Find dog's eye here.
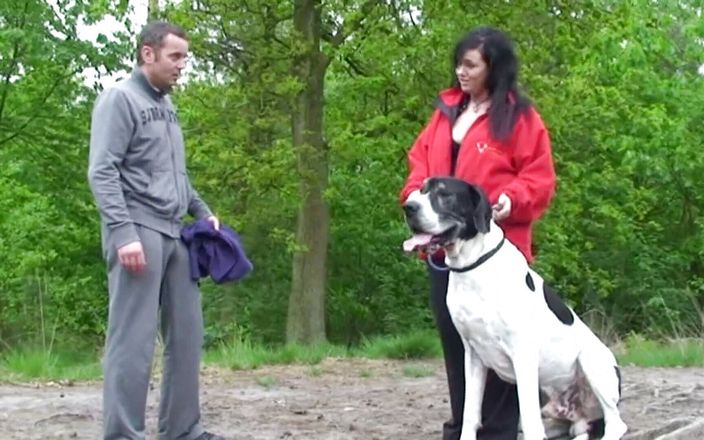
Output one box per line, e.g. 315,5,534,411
436,190,457,207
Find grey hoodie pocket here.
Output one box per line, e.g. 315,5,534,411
147,169,179,215
176,170,189,214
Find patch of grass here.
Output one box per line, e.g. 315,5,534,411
357,329,441,360
6,332,700,382
270,342,347,365
308,366,323,377
402,364,434,378
203,336,349,370
617,335,704,367
203,336,270,370
358,369,373,378
255,375,276,389
0,347,102,382
203,330,441,370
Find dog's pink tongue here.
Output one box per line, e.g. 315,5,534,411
403,233,433,252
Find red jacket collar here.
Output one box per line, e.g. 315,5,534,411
436,87,518,108
437,87,465,107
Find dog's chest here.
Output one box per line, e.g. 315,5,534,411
446,277,516,375
446,270,595,388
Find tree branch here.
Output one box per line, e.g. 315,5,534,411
342,54,367,76
0,0,30,127
326,0,378,48
0,69,77,147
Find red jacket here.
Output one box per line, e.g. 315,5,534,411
400,88,556,262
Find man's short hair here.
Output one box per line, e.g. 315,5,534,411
137,21,188,65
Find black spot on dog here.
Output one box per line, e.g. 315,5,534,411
543,284,574,325
588,418,605,439
525,272,535,291
615,365,622,399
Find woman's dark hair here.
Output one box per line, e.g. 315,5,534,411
452,27,530,141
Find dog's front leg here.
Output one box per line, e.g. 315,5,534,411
459,344,487,440
513,348,546,440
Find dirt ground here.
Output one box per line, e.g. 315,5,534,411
1,358,703,440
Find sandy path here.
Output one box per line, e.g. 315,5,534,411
1,359,703,439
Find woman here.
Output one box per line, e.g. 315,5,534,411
400,27,556,439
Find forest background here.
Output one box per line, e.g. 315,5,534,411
1,0,703,359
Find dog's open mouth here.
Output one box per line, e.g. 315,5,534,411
403,225,458,253
403,233,435,252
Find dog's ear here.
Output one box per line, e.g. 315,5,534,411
467,184,492,234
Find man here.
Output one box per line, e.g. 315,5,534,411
88,21,224,440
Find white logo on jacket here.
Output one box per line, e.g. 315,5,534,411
476,141,489,153
402,177,627,440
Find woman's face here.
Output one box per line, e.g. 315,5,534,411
456,49,488,97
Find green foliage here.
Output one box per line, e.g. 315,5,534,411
617,335,704,367
205,336,348,370
203,329,441,371
1,335,701,382
0,347,102,381
2,0,704,352
530,1,704,337
402,364,435,378
359,330,442,360
0,0,132,347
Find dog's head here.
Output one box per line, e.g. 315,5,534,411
402,177,492,253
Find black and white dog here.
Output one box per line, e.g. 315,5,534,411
403,177,627,440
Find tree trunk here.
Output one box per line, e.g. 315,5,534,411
286,0,330,344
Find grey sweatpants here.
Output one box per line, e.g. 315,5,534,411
102,224,205,440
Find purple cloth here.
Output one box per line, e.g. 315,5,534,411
181,219,253,284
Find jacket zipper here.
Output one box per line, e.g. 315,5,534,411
164,109,181,217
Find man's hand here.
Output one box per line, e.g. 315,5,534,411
117,241,146,273
492,193,512,221
207,215,220,231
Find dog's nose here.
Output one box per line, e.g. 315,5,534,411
403,201,420,216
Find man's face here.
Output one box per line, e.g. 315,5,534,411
141,33,188,93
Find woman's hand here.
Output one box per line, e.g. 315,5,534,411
492,193,511,221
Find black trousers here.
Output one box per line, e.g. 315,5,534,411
429,258,520,440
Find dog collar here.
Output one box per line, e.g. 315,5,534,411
449,237,506,273
428,236,506,273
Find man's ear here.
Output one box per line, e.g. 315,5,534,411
141,45,156,64
468,184,492,234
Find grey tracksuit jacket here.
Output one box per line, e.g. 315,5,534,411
88,68,211,249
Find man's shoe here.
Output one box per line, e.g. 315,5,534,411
195,433,226,440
